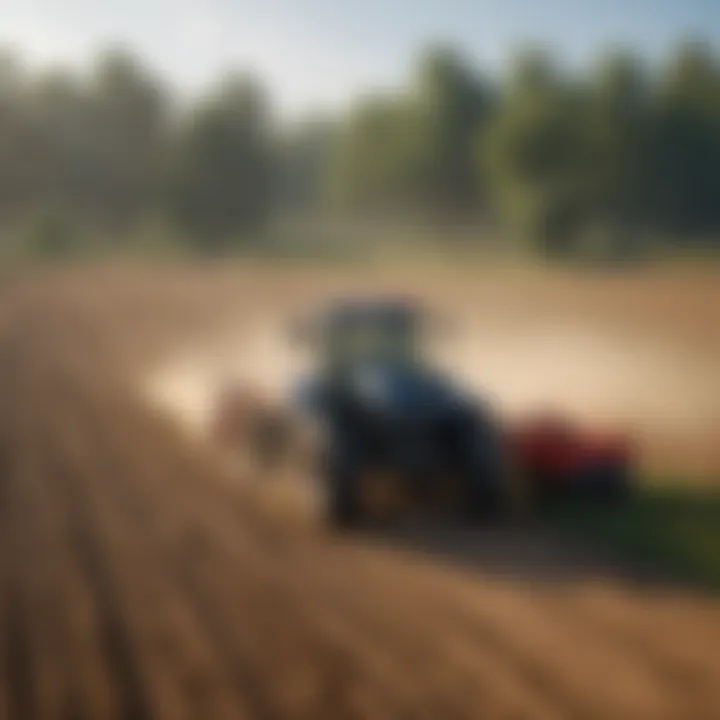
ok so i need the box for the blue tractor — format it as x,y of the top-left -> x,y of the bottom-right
291,297 -> 506,527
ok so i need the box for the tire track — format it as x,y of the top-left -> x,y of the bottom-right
51,369 -> 254,720
1,289 -> 720,719
60,335 -> 561,719
67,358 -> 668,720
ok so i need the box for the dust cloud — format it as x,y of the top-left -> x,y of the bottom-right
144,312 -> 720,445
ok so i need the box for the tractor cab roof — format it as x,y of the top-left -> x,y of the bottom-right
289,296 -> 451,360
291,296 -> 430,363
322,296 -> 423,332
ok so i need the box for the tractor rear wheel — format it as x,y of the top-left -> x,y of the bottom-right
323,435 -> 363,529
461,407 -> 507,520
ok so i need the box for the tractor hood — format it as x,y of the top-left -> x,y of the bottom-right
350,363 -> 452,415
295,362 -> 467,420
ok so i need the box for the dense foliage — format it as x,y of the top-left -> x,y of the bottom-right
0,40 -> 719,257
328,42 -> 720,258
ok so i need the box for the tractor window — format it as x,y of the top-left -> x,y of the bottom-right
376,323 -> 415,362
327,313 -> 418,366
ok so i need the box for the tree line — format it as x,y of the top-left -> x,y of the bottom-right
0,41 -> 719,259
0,47 -> 275,256
325,41 -> 720,259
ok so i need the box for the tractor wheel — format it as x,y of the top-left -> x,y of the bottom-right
462,405 -> 508,521
587,463 -> 632,503
464,477 -> 503,520
327,467 -> 362,528
504,461 -> 534,521
463,439 -> 507,520
323,437 -> 363,529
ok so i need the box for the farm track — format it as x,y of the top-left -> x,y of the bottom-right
0,268 -> 720,718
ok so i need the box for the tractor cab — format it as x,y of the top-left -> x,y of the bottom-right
290,297 -> 503,526
290,297 -> 439,418
291,297 -> 438,386
319,298 -> 425,373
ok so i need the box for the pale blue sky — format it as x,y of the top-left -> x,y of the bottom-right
2,0 -> 718,116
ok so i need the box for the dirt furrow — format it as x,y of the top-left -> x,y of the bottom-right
73,350 -> 712,718
55,383 -> 256,719
54,342 -> 431,719
4,349 -> 76,720
77,396 -> 436,718
1,270 -> 720,720
61,346 -> 561,719
320,542 -> 697,719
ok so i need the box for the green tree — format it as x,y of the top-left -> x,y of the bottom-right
582,50 -> 651,258
86,48 -> 169,230
407,45 -> 493,217
277,119 -> 334,215
30,70 -> 92,220
328,45 -> 492,220
482,49 -> 588,256
327,94 -> 406,214
0,49 -> 37,222
650,40 -> 720,238
168,73 -> 275,251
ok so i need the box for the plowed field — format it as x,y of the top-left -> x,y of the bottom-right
1,263 -> 719,719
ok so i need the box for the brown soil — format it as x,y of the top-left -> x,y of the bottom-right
1,262 -> 719,719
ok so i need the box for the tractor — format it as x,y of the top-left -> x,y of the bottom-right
210,296 -> 634,527
287,297 -> 507,526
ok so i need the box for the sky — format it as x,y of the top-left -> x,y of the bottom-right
2,0 -> 719,117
